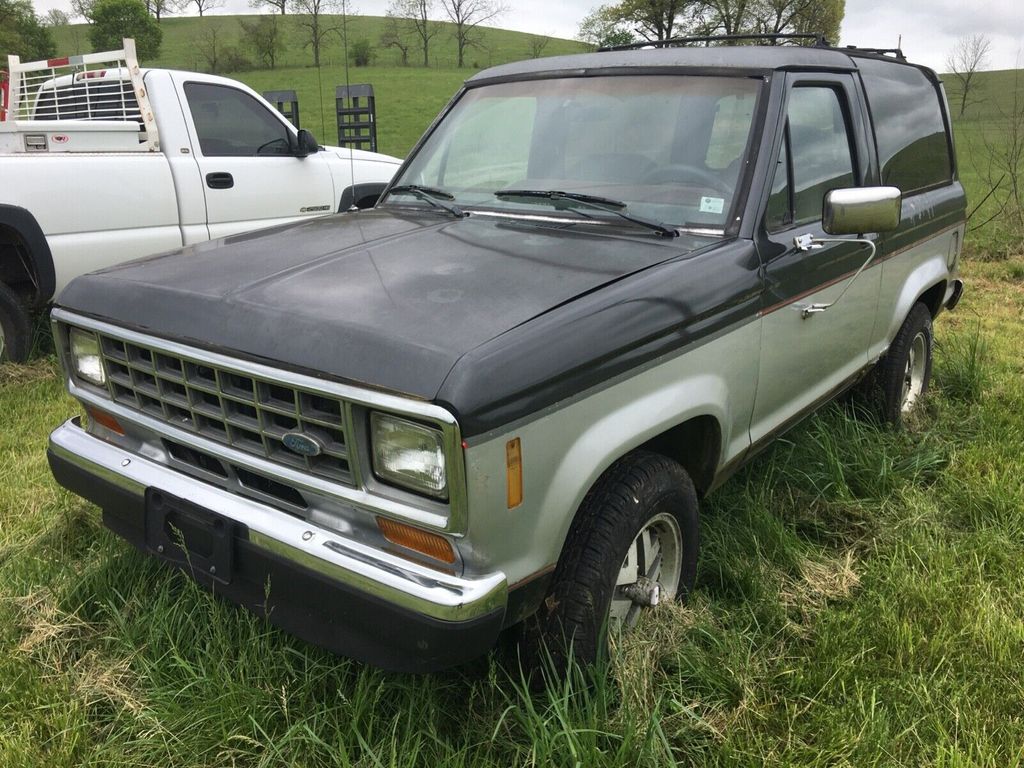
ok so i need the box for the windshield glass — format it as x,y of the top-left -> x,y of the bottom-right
388,75 -> 762,232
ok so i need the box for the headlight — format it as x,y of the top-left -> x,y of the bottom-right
370,412 -> 447,499
69,328 -> 106,386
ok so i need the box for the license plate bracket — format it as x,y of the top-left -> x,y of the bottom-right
145,489 -> 236,584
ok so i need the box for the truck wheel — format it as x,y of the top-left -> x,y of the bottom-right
0,282 -> 31,363
527,451 -> 699,669
869,302 -> 934,426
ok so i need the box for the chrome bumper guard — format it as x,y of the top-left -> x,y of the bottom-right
49,419 -> 507,624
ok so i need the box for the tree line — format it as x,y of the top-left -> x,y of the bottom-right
577,0 -> 845,49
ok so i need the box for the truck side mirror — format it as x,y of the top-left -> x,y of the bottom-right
822,186 -> 902,235
294,129 -> 320,159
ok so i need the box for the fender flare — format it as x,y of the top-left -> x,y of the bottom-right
0,204 -> 55,306
537,374 -> 731,566
338,182 -> 389,212
885,255 -> 949,343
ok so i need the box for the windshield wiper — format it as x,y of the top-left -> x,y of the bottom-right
494,189 -> 678,237
385,185 -> 465,218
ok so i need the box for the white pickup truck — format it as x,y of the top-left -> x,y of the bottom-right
0,40 -> 401,362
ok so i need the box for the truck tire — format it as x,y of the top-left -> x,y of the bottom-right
525,451 -> 700,669
0,282 -> 31,363
867,302 -> 934,426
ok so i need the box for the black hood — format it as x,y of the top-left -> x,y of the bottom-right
58,209 -> 706,399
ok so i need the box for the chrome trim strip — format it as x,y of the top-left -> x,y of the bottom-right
53,308 -> 468,533
69,378 -> 454,531
49,419 -> 507,622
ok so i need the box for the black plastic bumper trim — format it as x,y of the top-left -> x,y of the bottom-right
47,447 -> 505,672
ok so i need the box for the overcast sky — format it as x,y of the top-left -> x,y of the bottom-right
32,0 -> 1024,73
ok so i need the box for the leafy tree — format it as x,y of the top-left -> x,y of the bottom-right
0,0 -> 56,61
577,5 -> 635,49
439,0 -> 506,68
582,0 -> 844,47
71,0 -> 96,22
240,15 -> 283,68
350,38 -> 373,66
89,0 -> 162,59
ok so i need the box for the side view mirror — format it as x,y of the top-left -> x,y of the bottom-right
294,129 -> 320,158
822,186 -> 902,235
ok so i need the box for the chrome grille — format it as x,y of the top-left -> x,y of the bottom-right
97,334 -> 354,485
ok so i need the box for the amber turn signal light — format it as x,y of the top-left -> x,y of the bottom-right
377,517 -> 456,564
506,437 -> 523,509
86,406 -> 125,436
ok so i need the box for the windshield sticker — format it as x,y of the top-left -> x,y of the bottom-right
700,196 -> 725,214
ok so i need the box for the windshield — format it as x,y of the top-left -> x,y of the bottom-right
387,75 -> 762,232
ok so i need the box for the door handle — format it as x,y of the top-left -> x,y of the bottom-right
206,172 -> 234,190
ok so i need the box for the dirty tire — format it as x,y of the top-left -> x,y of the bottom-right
866,302 -> 934,426
0,282 -> 31,364
523,450 -> 699,671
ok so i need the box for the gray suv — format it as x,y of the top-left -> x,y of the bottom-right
47,41 -> 965,671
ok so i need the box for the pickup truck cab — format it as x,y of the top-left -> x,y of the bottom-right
47,41 -> 965,673
0,40 -> 401,362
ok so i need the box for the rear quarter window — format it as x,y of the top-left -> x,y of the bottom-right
858,58 -> 953,194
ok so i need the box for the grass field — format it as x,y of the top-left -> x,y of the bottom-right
1,49 -> 1023,765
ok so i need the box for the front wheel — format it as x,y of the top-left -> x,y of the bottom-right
526,451 -> 700,667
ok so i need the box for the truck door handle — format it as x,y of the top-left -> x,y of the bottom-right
206,172 -> 234,189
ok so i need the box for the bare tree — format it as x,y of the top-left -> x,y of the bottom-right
146,0 -> 181,22
389,0 -> 440,67
44,8 -> 71,25
380,10 -> 413,65
187,0 -> 223,18
294,0 -> 342,67
240,15 -> 283,68
946,33 -> 992,118
249,0 -> 287,15
439,0 -> 505,67
197,24 -> 224,72
527,34 -> 550,58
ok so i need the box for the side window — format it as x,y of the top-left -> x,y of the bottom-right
858,58 -> 953,194
766,86 -> 856,230
184,82 -> 291,157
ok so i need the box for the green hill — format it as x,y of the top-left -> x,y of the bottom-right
943,68 -> 1024,257
50,15 -> 588,156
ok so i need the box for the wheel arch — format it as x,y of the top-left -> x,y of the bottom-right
0,205 -> 55,307
883,255 -> 949,345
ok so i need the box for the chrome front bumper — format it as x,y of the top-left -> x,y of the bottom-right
48,419 -> 507,667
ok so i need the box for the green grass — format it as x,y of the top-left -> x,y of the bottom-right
52,15 -> 588,156
3,31 -> 1024,765
2,262 -> 1022,766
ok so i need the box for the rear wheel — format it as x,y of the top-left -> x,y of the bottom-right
864,302 -> 934,426
0,282 -> 31,363
525,451 -> 699,668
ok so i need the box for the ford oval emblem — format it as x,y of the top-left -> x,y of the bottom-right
282,432 -> 323,457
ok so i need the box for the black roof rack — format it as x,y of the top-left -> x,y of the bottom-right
841,44 -> 906,61
599,33 -> 830,53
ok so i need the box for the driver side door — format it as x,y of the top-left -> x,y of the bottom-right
178,79 -> 335,239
